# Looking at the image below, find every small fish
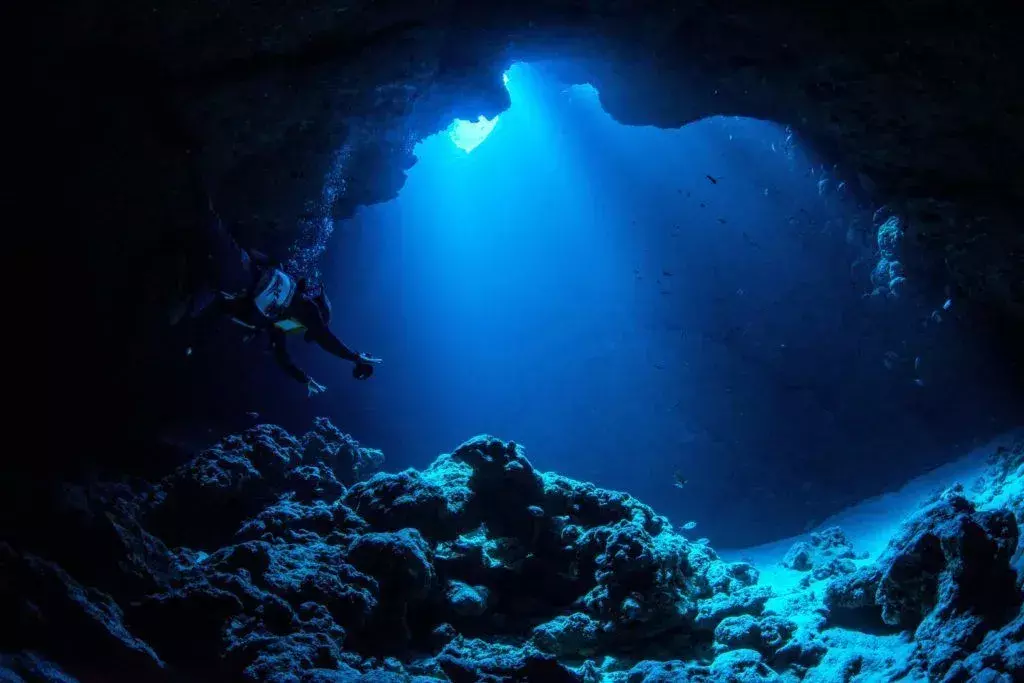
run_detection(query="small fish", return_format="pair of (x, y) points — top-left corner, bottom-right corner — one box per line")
(700, 202), (707, 208)
(696, 538), (710, 546)
(913, 378), (926, 387)
(942, 298), (953, 311)
(914, 356), (921, 371)
(682, 520), (697, 531)
(673, 470), (688, 489)
(931, 310), (943, 323)
(706, 174), (719, 184)
(245, 411), (260, 420)
(662, 269), (673, 276)
(763, 188), (769, 196)
(717, 217), (727, 224)
(185, 347), (193, 356)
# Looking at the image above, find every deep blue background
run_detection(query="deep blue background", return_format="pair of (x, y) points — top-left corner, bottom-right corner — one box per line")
(166, 64), (1021, 548)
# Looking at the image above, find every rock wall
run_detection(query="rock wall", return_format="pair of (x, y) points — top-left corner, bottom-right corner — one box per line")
(34, 0), (1023, 306)
(27, 0), (1022, 469)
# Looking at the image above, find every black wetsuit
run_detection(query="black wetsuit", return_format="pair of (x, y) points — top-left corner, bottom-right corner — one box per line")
(213, 266), (362, 385)
(186, 189), (361, 385)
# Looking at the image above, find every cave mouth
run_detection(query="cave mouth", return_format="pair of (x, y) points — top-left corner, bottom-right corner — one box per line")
(300, 61), (1021, 549)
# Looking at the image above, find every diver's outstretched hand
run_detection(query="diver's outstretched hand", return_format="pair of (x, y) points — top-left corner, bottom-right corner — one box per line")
(353, 353), (381, 381)
(306, 378), (327, 397)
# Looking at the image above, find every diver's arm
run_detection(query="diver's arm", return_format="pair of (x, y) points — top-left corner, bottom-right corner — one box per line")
(304, 317), (362, 363)
(269, 327), (310, 384)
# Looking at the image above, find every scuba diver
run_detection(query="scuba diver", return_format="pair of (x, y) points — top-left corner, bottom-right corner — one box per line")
(171, 154), (381, 396)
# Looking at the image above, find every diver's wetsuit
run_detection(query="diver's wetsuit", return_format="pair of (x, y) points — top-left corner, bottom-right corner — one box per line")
(213, 266), (362, 385)
(180, 166), (364, 385)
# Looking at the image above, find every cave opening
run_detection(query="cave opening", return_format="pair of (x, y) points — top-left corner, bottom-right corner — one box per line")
(283, 62), (1020, 549)
(15, 7), (1024, 679)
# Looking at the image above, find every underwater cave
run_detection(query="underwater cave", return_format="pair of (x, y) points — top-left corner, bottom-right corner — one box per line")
(10, 1), (1024, 681)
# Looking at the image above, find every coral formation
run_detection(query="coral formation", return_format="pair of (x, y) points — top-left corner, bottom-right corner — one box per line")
(1, 423), (1021, 681)
(867, 214), (907, 298)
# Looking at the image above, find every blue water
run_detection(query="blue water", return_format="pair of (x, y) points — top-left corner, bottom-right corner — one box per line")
(179, 63), (1019, 547)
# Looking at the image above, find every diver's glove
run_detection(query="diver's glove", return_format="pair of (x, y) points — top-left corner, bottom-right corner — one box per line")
(306, 378), (327, 396)
(352, 353), (382, 381)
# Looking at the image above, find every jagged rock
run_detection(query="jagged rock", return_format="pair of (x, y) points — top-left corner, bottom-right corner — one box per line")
(284, 464), (345, 504)
(444, 580), (489, 617)
(876, 216), (904, 260)
(130, 576), (253, 663)
(301, 418), (385, 486)
(224, 602), (352, 682)
(577, 519), (693, 638)
(347, 530), (435, 602)
(346, 529), (436, 650)
(782, 542), (813, 572)
(813, 482), (1024, 680)
(236, 496), (368, 544)
(773, 629), (828, 671)
(542, 473), (668, 534)
(705, 561), (760, 595)
(432, 638), (580, 682)
(709, 648), (779, 681)
(0, 653), (78, 683)
(0, 543), (165, 680)
(940, 611), (1023, 682)
(610, 659), (710, 682)
(801, 629), (916, 683)
(875, 487), (1019, 629)
(824, 566), (881, 612)
(713, 614), (797, 657)
(9, 420), (1023, 681)
(213, 541), (379, 630)
(141, 426), (297, 549)
(435, 436), (552, 543)
(811, 558), (856, 582)
(695, 585), (773, 630)
(144, 423), (374, 550)
(429, 623), (458, 649)
(971, 440), (1024, 583)
(3, 480), (182, 604)
(531, 612), (602, 658)
(782, 527), (858, 575)
(344, 469), (463, 542)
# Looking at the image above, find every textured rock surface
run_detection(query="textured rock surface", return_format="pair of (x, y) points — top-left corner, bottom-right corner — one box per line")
(35, 0), (1024, 311)
(2, 421), (1021, 681)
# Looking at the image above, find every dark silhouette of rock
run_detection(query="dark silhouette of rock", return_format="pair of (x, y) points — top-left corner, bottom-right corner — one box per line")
(2, 420), (1021, 681)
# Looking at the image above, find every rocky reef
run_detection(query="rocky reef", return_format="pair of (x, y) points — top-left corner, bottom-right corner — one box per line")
(2, 420), (1020, 681)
